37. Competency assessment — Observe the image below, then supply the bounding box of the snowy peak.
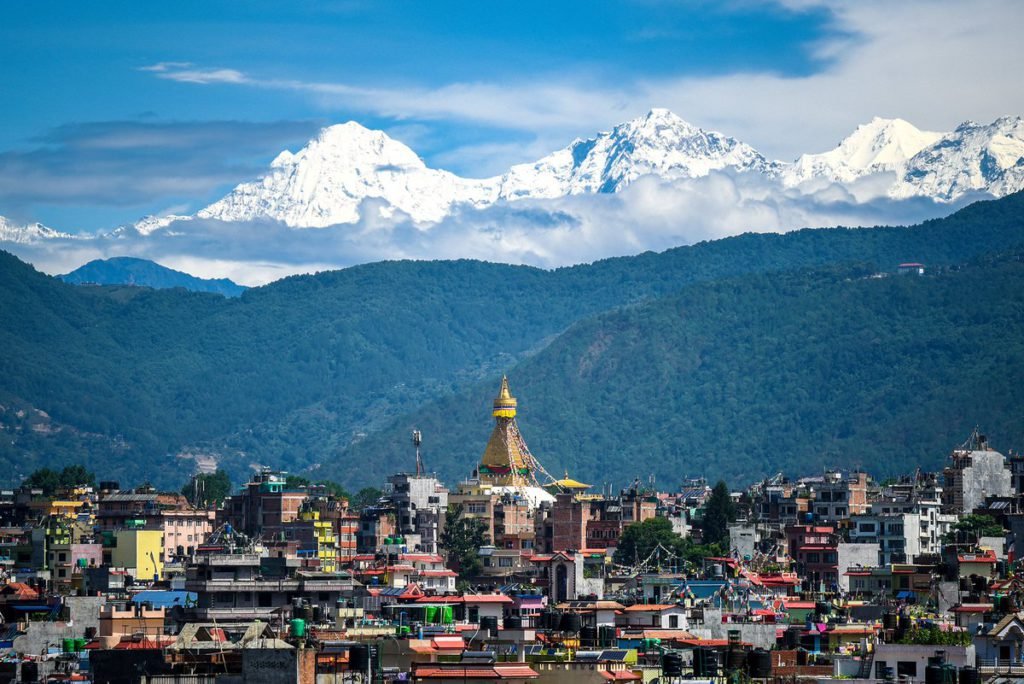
[198,121,495,227]
[893,115,1024,201]
[784,117,943,185]
[496,108,774,200]
[0,216,72,244]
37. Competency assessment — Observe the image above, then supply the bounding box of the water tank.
[959,666,979,684]
[883,613,898,631]
[290,618,306,638]
[21,662,38,683]
[301,605,315,622]
[727,647,745,672]
[579,626,597,645]
[542,610,561,629]
[349,644,370,670]
[747,649,772,678]
[312,605,322,623]
[694,647,719,677]
[560,613,582,633]
[481,616,499,636]
[599,625,617,647]
[503,615,523,630]
[662,652,683,677]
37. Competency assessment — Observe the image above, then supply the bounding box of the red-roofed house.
[617,604,689,630]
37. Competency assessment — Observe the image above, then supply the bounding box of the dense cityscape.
[0,378,1019,683]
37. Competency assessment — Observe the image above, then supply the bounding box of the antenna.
[412,429,423,476]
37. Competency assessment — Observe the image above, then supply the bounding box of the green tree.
[181,469,232,508]
[702,481,736,547]
[943,514,1004,543]
[613,517,684,566]
[349,487,383,512]
[439,504,489,582]
[23,465,95,496]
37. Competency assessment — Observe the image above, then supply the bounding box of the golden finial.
[492,375,517,418]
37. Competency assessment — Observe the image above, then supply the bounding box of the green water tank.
[291,618,306,637]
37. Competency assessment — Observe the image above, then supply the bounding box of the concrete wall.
[690,608,777,650]
[728,524,756,560]
[836,543,881,592]
[961,451,1012,514]
[873,643,975,677]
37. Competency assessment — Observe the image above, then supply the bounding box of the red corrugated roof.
[598,670,642,681]
[414,665,538,679]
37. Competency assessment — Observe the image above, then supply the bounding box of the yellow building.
[298,509,338,573]
[111,529,164,581]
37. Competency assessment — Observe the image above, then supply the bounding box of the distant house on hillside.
[898,262,925,275]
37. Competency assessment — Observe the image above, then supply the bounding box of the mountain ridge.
[60,257,246,297]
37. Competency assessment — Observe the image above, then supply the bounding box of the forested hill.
[1,192,1023,489]
[332,254,1024,488]
[60,256,246,297]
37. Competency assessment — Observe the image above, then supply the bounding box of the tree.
[284,475,351,500]
[613,517,684,566]
[702,480,736,547]
[439,504,489,582]
[181,469,232,508]
[349,487,383,512]
[943,514,1004,543]
[22,465,95,496]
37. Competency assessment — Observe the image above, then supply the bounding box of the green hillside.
[1,193,1023,489]
[336,255,1024,487]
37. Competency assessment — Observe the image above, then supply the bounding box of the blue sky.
[1,1,1021,231]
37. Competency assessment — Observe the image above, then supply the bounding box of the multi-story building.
[785,524,839,589]
[385,472,448,554]
[220,469,308,538]
[809,472,871,522]
[942,432,1013,514]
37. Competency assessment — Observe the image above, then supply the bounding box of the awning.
[896,591,914,599]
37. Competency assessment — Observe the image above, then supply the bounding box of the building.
[110,528,165,581]
[386,472,449,554]
[809,472,870,522]
[221,469,308,538]
[785,525,838,590]
[942,432,1013,514]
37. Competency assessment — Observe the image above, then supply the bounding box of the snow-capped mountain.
[198,122,498,227]
[891,116,1024,201]
[496,108,779,199]
[196,109,1023,229]
[0,216,72,244]
[198,110,780,226]
[782,117,943,186]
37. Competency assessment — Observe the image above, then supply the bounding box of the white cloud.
[142,1,1024,166]
[4,171,962,286]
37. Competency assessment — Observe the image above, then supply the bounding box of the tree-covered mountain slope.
[335,254,1024,488]
[1,192,1023,488]
[60,257,246,297]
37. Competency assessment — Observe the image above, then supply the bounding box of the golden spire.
[492,375,517,419]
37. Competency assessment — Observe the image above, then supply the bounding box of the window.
[499,557,513,567]
[668,615,679,628]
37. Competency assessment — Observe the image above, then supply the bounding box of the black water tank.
[883,613,897,631]
[503,615,523,630]
[579,626,598,645]
[481,616,499,636]
[959,666,979,684]
[21,662,38,683]
[599,625,617,647]
[560,612,582,633]
[727,647,745,672]
[662,652,683,677]
[543,611,561,629]
[783,627,799,649]
[349,644,370,670]
[925,664,943,684]
[694,648,719,677]
[747,649,772,678]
